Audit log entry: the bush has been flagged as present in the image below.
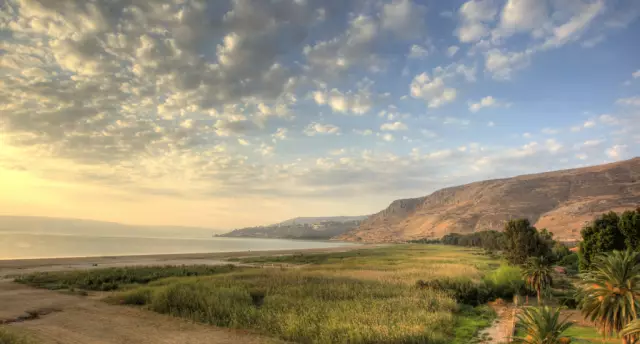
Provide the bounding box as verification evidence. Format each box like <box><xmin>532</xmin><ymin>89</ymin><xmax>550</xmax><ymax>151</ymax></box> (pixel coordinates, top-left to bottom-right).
<box><xmin>417</xmin><ymin>278</ymin><xmax>495</xmax><ymax>306</ymax></box>
<box><xmin>558</xmin><ymin>253</ymin><xmax>579</xmax><ymax>272</ymax></box>
<box><xmin>483</xmin><ymin>265</ymin><xmax>525</xmax><ymax>299</ymax></box>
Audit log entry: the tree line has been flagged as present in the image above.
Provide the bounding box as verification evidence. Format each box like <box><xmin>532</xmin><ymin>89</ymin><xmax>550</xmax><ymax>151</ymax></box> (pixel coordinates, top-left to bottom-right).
<box><xmin>426</xmin><ymin>208</ymin><xmax>640</xmax><ymax>344</ymax></box>
<box><xmin>438</xmin><ymin>219</ymin><xmax>569</xmax><ymax>265</ymax></box>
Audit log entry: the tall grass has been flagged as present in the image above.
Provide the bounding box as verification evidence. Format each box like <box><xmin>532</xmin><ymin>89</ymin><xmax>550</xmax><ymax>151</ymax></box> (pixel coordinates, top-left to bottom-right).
<box><xmin>16</xmin><ymin>264</ymin><xmax>239</xmax><ymax>291</ymax></box>
<box><xmin>113</xmin><ymin>270</ymin><xmax>458</xmax><ymax>343</ymax></box>
<box><xmin>20</xmin><ymin>245</ymin><xmax>502</xmax><ymax>343</ymax></box>
<box><xmin>0</xmin><ymin>327</ymin><xmax>34</xmax><ymax>344</ymax></box>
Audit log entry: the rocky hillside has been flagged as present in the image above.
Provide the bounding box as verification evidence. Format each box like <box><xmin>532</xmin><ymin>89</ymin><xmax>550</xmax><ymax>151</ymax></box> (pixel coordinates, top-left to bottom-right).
<box><xmin>220</xmin><ymin>216</ymin><xmax>367</xmax><ymax>240</ymax></box>
<box><xmin>336</xmin><ymin>158</ymin><xmax>640</xmax><ymax>243</ymax></box>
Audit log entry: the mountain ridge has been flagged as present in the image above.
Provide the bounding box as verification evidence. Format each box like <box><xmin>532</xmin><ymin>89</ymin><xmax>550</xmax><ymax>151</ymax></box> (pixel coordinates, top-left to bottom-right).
<box><xmin>336</xmin><ymin>157</ymin><xmax>640</xmax><ymax>243</ymax></box>
<box><xmin>220</xmin><ymin>216</ymin><xmax>368</xmax><ymax>239</ymax></box>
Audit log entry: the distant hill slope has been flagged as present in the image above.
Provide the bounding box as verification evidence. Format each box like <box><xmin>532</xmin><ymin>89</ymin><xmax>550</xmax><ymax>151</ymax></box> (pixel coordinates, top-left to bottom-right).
<box><xmin>336</xmin><ymin>157</ymin><xmax>640</xmax><ymax>243</ymax></box>
<box><xmin>0</xmin><ymin>216</ymin><xmax>221</xmax><ymax>238</ymax></box>
<box><xmin>220</xmin><ymin>216</ymin><xmax>368</xmax><ymax>240</ymax></box>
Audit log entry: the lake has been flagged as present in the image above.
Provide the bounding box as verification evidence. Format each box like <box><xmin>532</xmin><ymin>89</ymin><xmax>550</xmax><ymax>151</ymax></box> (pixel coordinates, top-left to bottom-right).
<box><xmin>0</xmin><ymin>233</ymin><xmax>354</xmax><ymax>260</ymax></box>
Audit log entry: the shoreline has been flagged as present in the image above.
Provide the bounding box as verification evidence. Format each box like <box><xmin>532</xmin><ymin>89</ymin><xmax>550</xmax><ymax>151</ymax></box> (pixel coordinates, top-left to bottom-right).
<box><xmin>0</xmin><ymin>244</ymin><xmax>375</xmax><ymax>277</ymax></box>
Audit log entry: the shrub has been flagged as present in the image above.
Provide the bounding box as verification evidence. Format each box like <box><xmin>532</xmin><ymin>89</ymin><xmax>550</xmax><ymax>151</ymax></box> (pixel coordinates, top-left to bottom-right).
<box><xmin>417</xmin><ymin>278</ymin><xmax>493</xmax><ymax>306</ymax></box>
<box><xmin>483</xmin><ymin>265</ymin><xmax>525</xmax><ymax>299</ymax></box>
<box><xmin>557</xmin><ymin>253</ymin><xmax>578</xmax><ymax>272</ymax></box>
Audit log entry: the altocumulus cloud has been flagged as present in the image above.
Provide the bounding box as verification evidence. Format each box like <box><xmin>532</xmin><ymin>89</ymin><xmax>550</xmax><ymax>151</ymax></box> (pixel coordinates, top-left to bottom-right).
<box><xmin>0</xmin><ymin>0</ymin><xmax>638</xmax><ymax>221</ymax></box>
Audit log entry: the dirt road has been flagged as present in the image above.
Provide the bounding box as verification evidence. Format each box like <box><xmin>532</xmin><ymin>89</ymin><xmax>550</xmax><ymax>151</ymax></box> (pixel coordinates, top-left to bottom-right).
<box><xmin>0</xmin><ymin>280</ymin><xmax>281</xmax><ymax>344</ymax></box>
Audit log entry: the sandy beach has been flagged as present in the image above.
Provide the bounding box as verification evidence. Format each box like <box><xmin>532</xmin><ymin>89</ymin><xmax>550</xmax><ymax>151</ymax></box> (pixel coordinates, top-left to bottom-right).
<box><xmin>0</xmin><ymin>244</ymin><xmax>372</xmax><ymax>277</ymax></box>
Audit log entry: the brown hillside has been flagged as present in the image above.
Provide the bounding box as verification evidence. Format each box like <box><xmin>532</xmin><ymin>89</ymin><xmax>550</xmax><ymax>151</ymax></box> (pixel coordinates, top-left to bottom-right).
<box><xmin>337</xmin><ymin>157</ymin><xmax>640</xmax><ymax>243</ymax></box>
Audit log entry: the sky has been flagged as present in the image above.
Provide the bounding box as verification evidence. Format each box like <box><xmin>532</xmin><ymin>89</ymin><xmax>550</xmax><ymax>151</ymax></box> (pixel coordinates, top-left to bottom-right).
<box><xmin>0</xmin><ymin>0</ymin><xmax>639</xmax><ymax>230</ymax></box>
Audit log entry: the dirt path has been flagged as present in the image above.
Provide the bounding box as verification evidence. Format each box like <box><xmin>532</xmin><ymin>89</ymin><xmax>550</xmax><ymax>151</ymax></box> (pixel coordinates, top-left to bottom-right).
<box><xmin>0</xmin><ymin>280</ymin><xmax>282</xmax><ymax>344</ymax></box>
<box><xmin>478</xmin><ymin>303</ymin><xmax>517</xmax><ymax>344</ymax></box>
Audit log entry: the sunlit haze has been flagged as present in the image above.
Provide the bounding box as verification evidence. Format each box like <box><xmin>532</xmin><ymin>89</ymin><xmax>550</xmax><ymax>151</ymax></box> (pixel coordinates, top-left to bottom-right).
<box><xmin>1</xmin><ymin>0</ymin><xmax>639</xmax><ymax>229</ymax></box>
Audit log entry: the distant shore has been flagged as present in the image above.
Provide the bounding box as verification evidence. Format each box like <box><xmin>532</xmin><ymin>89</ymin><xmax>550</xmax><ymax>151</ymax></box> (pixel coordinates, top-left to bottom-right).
<box><xmin>0</xmin><ymin>244</ymin><xmax>376</xmax><ymax>277</ymax></box>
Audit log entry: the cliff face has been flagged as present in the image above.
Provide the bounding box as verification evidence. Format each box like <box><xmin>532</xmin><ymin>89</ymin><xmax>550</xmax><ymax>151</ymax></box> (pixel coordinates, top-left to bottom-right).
<box><xmin>336</xmin><ymin>158</ymin><xmax>640</xmax><ymax>243</ymax></box>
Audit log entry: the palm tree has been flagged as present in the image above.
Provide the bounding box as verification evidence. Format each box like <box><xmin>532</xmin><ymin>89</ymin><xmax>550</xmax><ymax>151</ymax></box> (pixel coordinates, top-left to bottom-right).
<box><xmin>621</xmin><ymin>319</ymin><xmax>640</xmax><ymax>344</ymax></box>
<box><xmin>512</xmin><ymin>306</ymin><xmax>573</xmax><ymax>344</ymax></box>
<box><xmin>578</xmin><ymin>250</ymin><xmax>640</xmax><ymax>344</ymax></box>
<box><xmin>522</xmin><ymin>256</ymin><xmax>553</xmax><ymax>305</ymax></box>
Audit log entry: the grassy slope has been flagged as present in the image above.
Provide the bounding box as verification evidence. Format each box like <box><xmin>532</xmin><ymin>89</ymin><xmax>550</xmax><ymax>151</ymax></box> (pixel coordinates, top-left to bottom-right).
<box><xmin>17</xmin><ymin>245</ymin><xmax>500</xmax><ymax>343</ymax></box>
<box><xmin>0</xmin><ymin>327</ymin><xmax>35</xmax><ymax>344</ymax></box>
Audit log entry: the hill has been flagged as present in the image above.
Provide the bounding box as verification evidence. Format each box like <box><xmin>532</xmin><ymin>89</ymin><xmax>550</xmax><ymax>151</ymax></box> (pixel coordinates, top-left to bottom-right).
<box><xmin>0</xmin><ymin>216</ymin><xmax>221</xmax><ymax>239</ymax></box>
<box><xmin>220</xmin><ymin>216</ymin><xmax>367</xmax><ymax>240</ymax></box>
<box><xmin>336</xmin><ymin>157</ymin><xmax>640</xmax><ymax>243</ymax></box>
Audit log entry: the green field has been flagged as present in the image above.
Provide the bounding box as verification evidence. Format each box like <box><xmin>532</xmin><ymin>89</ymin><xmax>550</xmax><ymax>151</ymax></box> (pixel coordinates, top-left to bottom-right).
<box><xmin>17</xmin><ymin>245</ymin><xmax>504</xmax><ymax>343</ymax></box>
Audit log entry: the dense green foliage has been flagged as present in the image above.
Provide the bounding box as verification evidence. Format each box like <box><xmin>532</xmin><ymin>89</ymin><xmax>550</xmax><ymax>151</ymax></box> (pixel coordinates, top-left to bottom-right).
<box><xmin>557</xmin><ymin>253</ymin><xmax>579</xmax><ymax>273</ymax></box>
<box><xmin>439</xmin><ymin>220</ymin><xmax>558</xmax><ymax>265</ymax></box>
<box><xmin>621</xmin><ymin>319</ymin><xmax>640</xmax><ymax>343</ymax></box>
<box><xmin>522</xmin><ymin>257</ymin><xmax>553</xmax><ymax>304</ymax></box>
<box><xmin>579</xmin><ymin>209</ymin><xmax>640</xmax><ymax>271</ymax></box>
<box><xmin>503</xmin><ymin>219</ymin><xmax>552</xmax><ymax>265</ymax></box>
<box><xmin>441</xmin><ymin>230</ymin><xmax>505</xmax><ymax>251</ymax></box>
<box><xmin>513</xmin><ymin>306</ymin><xmax>573</xmax><ymax>344</ymax></box>
<box><xmin>619</xmin><ymin>208</ymin><xmax>640</xmax><ymax>251</ymax></box>
<box><xmin>416</xmin><ymin>268</ymin><xmax>525</xmax><ymax>307</ymax></box>
<box><xmin>451</xmin><ymin>305</ymin><xmax>496</xmax><ymax>344</ymax></box>
<box><xmin>577</xmin><ymin>250</ymin><xmax>640</xmax><ymax>342</ymax></box>
<box><xmin>16</xmin><ymin>264</ymin><xmax>239</xmax><ymax>291</ymax></box>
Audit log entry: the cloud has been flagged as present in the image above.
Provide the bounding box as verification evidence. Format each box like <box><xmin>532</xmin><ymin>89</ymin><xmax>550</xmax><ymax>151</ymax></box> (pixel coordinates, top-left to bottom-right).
<box><xmin>541</xmin><ymin>1</ymin><xmax>605</xmax><ymax>49</ymax></box>
<box><xmin>469</xmin><ymin>96</ymin><xmax>508</xmax><ymax>112</ymax></box>
<box><xmin>581</xmin><ymin>139</ymin><xmax>605</xmax><ymax>147</ymax></box>
<box><xmin>410</xmin><ymin>72</ymin><xmax>457</xmax><ymax>108</ymax></box>
<box><xmin>304</xmin><ymin>1</ymin><xmax>426</xmax><ymax>74</ymax></box>
<box><xmin>352</xmin><ymin>129</ymin><xmax>373</xmax><ymax>136</ymax></box>
<box><xmin>485</xmin><ymin>49</ymin><xmax>532</xmax><ymax>80</ymax></box>
<box><xmin>541</xmin><ymin>128</ymin><xmax>559</xmax><ymax>135</ymax></box>
<box><xmin>447</xmin><ymin>46</ymin><xmax>460</xmax><ymax>57</ymax></box>
<box><xmin>616</xmin><ymin>96</ymin><xmax>640</xmax><ymax>106</ymax></box>
<box><xmin>272</xmin><ymin>128</ymin><xmax>288</xmax><ymax>141</ymax></box>
<box><xmin>598</xmin><ymin>114</ymin><xmax>620</xmax><ymax>125</ymax></box>
<box><xmin>581</xmin><ymin>34</ymin><xmax>606</xmax><ymax>48</ymax></box>
<box><xmin>381</xmin><ymin>0</ymin><xmax>427</xmax><ymax>39</ymax></box>
<box><xmin>408</xmin><ymin>44</ymin><xmax>430</xmax><ymax>59</ymax></box>
<box><xmin>498</xmin><ymin>0</ymin><xmax>549</xmax><ymax>35</ymax></box>
<box><xmin>583</xmin><ymin>120</ymin><xmax>596</xmax><ymax>128</ymax></box>
<box><xmin>312</xmin><ymin>87</ymin><xmax>374</xmax><ymax>115</ymax></box>
<box><xmin>304</xmin><ymin>122</ymin><xmax>341</xmax><ymax>136</ymax></box>
<box><xmin>606</xmin><ymin>144</ymin><xmax>628</xmax><ymax>159</ymax></box>
<box><xmin>456</xmin><ymin>0</ymin><xmax>498</xmax><ymax>43</ymax></box>
<box><xmin>380</xmin><ymin>122</ymin><xmax>408</xmax><ymax>131</ymax></box>
<box><xmin>379</xmin><ymin>133</ymin><xmax>395</xmax><ymax>142</ymax></box>
<box><xmin>633</xmin><ymin>70</ymin><xmax>640</xmax><ymax>78</ymax></box>
<box><xmin>443</xmin><ymin>117</ymin><xmax>471</xmax><ymax>126</ymax></box>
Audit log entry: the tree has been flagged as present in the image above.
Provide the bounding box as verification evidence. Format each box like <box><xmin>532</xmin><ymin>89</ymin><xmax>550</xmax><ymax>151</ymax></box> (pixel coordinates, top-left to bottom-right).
<box><xmin>619</xmin><ymin>208</ymin><xmax>640</xmax><ymax>252</ymax></box>
<box><xmin>621</xmin><ymin>320</ymin><xmax>640</xmax><ymax>344</ymax></box>
<box><xmin>578</xmin><ymin>250</ymin><xmax>640</xmax><ymax>344</ymax></box>
<box><xmin>513</xmin><ymin>306</ymin><xmax>573</xmax><ymax>344</ymax></box>
<box><xmin>579</xmin><ymin>212</ymin><xmax>626</xmax><ymax>271</ymax></box>
<box><xmin>504</xmin><ymin>219</ymin><xmax>551</xmax><ymax>265</ymax></box>
<box><xmin>523</xmin><ymin>257</ymin><xmax>554</xmax><ymax>305</ymax></box>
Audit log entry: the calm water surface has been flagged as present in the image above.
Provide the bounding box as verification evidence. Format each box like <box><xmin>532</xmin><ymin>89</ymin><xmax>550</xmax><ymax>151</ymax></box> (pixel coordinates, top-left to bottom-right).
<box><xmin>0</xmin><ymin>233</ymin><xmax>354</xmax><ymax>260</ymax></box>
